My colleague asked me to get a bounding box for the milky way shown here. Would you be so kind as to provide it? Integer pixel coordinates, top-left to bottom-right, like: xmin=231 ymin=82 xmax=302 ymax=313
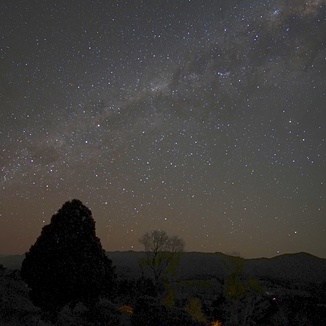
xmin=1 ymin=0 xmax=325 ymax=257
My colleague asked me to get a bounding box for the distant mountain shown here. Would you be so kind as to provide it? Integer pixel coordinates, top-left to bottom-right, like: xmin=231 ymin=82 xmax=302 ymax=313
xmin=106 ymin=251 xmax=326 ymax=283
xmin=106 ymin=251 xmax=230 ymax=280
xmin=1 ymin=251 xmax=325 ymax=283
xmin=244 ymin=252 xmax=326 ymax=283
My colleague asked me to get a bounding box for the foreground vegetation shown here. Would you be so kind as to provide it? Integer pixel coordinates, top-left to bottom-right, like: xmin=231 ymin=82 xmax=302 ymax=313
xmin=1 ymin=200 xmax=326 ymax=325
xmin=1 ymin=262 xmax=326 ymax=325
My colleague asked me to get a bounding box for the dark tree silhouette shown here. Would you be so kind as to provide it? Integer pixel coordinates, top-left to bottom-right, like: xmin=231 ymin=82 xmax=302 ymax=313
xmin=139 ymin=230 xmax=184 ymax=287
xmin=21 ymin=199 xmax=115 ymax=313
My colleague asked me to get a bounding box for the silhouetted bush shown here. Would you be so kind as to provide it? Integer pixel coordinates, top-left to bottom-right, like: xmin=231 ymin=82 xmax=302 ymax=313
xmin=0 ymin=268 xmax=42 ymax=325
xmin=135 ymin=276 xmax=158 ymax=297
xmin=91 ymin=298 xmax=122 ymax=325
xmin=21 ymin=199 xmax=116 ymax=315
xmin=116 ymin=276 xmax=158 ymax=305
xmin=131 ymin=295 xmax=167 ymax=326
xmin=57 ymin=302 xmax=89 ymax=326
xmin=131 ymin=295 xmax=194 ymax=326
xmin=165 ymin=307 xmax=193 ymax=326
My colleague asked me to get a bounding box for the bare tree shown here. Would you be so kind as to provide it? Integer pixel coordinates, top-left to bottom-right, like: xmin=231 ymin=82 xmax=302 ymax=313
xmin=139 ymin=230 xmax=184 ymax=286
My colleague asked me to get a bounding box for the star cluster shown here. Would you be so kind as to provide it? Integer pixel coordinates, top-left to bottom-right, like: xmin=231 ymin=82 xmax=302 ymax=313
xmin=0 ymin=0 xmax=325 ymax=257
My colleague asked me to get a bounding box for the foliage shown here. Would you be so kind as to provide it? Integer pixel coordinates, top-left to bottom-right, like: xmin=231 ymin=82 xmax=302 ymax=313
xmin=116 ymin=277 xmax=157 ymax=304
xmin=163 ymin=281 xmax=176 ymax=308
xmin=224 ymin=256 xmax=246 ymax=302
xmin=21 ymin=199 xmax=116 ymax=314
xmin=0 ymin=268 xmax=45 ymax=325
xmin=131 ymin=295 xmax=193 ymax=326
xmin=89 ymin=298 xmax=122 ymax=325
xmin=139 ymin=229 xmax=184 ymax=287
xmin=57 ymin=302 xmax=89 ymax=326
xmin=165 ymin=306 xmax=193 ymax=326
xmin=57 ymin=301 xmax=122 ymax=326
xmin=131 ymin=295 xmax=168 ymax=326
xmin=135 ymin=276 xmax=158 ymax=298
xmin=186 ymin=297 xmax=207 ymax=324
xmin=223 ymin=256 xmax=267 ymax=325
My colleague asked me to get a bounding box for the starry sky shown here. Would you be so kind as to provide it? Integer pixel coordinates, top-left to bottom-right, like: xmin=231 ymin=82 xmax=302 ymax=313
xmin=1 ymin=0 xmax=325 ymax=258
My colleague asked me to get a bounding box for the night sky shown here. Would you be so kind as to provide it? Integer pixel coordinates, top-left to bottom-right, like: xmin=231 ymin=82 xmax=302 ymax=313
xmin=1 ymin=0 xmax=325 ymax=258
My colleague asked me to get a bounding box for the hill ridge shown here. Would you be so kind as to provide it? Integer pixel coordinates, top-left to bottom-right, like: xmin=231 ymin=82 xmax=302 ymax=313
xmin=1 ymin=251 xmax=325 ymax=283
